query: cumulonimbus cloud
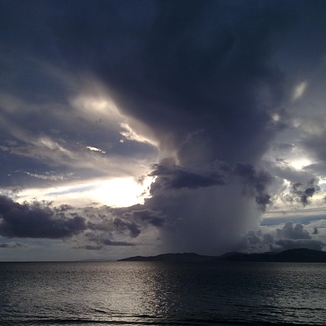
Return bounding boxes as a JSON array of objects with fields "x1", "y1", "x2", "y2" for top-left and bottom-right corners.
[{"x1": 2, "y1": 1, "x2": 326, "y2": 257}]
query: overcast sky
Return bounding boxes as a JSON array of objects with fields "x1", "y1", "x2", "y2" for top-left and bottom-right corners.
[{"x1": 1, "y1": 0, "x2": 326, "y2": 261}]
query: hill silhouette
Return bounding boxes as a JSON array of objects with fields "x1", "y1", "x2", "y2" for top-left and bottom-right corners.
[{"x1": 118, "y1": 248, "x2": 326, "y2": 263}]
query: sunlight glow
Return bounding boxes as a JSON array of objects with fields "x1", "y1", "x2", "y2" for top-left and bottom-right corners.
[
  {"x1": 71, "y1": 95, "x2": 122, "y2": 121},
  {"x1": 289, "y1": 158, "x2": 313, "y2": 170},
  {"x1": 15, "y1": 176, "x2": 155, "y2": 208},
  {"x1": 120, "y1": 122, "x2": 158, "y2": 147},
  {"x1": 292, "y1": 81, "x2": 307, "y2": 101},
  {"x1": 271, "y1": 113, "x2": 280, "y2": 122},
  {"x1": 90, "y1": 176, "x2": 154, "y2": 207},
  {"x1": 72, "y1": 93, "x2": 159, "y2": 148}
]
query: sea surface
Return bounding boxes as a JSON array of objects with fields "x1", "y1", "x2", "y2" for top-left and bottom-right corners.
[{"x1": 0, "y1": 261, "x2": 326, "y2": 325}]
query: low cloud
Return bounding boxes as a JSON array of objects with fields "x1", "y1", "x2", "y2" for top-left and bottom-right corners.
[
  {"x1": 0, "y1": 195, "x2": 86, "y2": 239},
  {"x1": 0, "y1": 195, "x2": 153, "y2": 249},
  {"x1": 86, "y1": 204, "x2": 165, "y2": 238},
  {"x1": 274, "y1": 239, "x2": 324, "y2": 251},
  {"x1": 276, "y1": 221, "x2": 310, "y2": 239},
  {"x1": 0, "y1": 242, "x2": 24, "y2": 249},
  {"x1": 111, "y1": 206, "x2": 166, "y2": 228},
  {"x1": 75, "y1": 238, "x2": 135, "y2": 251},
  {"x1": 239, "y1": 221, "x2": 325, "y2": 253}
]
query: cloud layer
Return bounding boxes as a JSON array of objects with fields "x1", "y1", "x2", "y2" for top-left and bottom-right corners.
[{"x1": 1, "y1": 1, "x2": 326, "y2": 259}]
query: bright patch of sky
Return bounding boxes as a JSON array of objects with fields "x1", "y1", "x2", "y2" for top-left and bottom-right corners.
[{"x1": 15, "y1": 176, "x2": 154, "y2": 208}]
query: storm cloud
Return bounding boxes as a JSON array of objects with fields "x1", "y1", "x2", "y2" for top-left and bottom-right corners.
[
  {"x1": 2, "y1": 1, "x2": 326, "y2": 259},
  {"x1": 149, "y1": 158, "x2": 225, "y2": 192},
  {"x1": 0, "y1": 195, "x2": 86, "y2": 239}
]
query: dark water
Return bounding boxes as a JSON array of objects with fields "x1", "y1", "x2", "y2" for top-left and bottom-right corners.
[{"x1": 1, "y1": 261, "x2": 326, "y2": 325}]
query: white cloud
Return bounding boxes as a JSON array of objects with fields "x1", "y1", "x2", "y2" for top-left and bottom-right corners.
[
  {"x1": 120, "y1": 122, "x2": 158, "y2": 147},
  {"x1": 292, "y1": 81, "x2": 307, "y2": 101},
  {"x1": 86, "y1": 146, "x2": 106, "y2": 154},
  {"x1": 70, "y1": 94, "x2": 122, "y2": 123}
]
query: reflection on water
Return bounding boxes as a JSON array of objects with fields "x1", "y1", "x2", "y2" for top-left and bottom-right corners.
[{"x1": 1, "y1": 261, "x2": 326, "y2": 325}]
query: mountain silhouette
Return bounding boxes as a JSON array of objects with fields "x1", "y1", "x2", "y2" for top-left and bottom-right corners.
[{"x1": 118, "y1": 248, "x2": 326, "y2": 263}]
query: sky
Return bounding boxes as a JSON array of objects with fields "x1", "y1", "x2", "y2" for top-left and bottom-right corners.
[{"x1": 1, "y1": 0, "x2": 326, "y2": 261}]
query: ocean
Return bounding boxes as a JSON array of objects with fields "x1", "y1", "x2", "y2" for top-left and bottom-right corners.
[{"x1": 0, "y1": 261, "x2": 326, "y2": 325}]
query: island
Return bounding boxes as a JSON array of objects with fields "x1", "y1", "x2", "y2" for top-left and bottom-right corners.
[{"x1": 118, "y1": 248, "x2": 326, "y2": 263}]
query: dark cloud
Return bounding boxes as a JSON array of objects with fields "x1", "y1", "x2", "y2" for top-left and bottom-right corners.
[
  {"x1": 141, "y1": 185, "x2": 261, "y2": 255},
  {"x1": 0, "y1": 242, "x2": 23, "y2": 249},
  {"x1": 113, "y1": 218, "x2": 141, "y2": 238},
  {"x1": 1, "y1": 0, "x2": 292, "y2": 164},
  {"x1": 239, "y1": 221, "x2": 325, "y2": 253},
  {"x1": 91, "y1": 0, "x2": 289, "y2": 166},
  {"x1": 82, "y1": 245, "x2": 103, "y2": 251},
  {"x1": 149, "y1": 158, "x2": 224, "y2": 194},
  {"x1": 286, "y1": 179, "x2": 320, "y2": 207},
  {"x1": 0, "y1": 196, "x2": 86, "y2": 239},
  {"x1": 101, "y1": 239, "x2": 134, "y2": 247},
  {"x1": 86, "y1": 204, "x2": 165, "y2": 237},
  {"x1": 0, "y1": 194, "x2": 147, "y2": 248},
  {"x1": 93, "y1": 160, "x2": 273, "y2": 254},
  {"x1": 276, "y1": 221, "x2": 311, "y2": 240},
  {"x1": 227, "y1": 162, "x2": 273, "y2": 212},
  {"x1": 114, "y1": 207, "x2": 165, "y2": 228},
  {"x1": 82, "y1": 230, "x2": 136, "y2": 248},
  {"x1": 149, "y1": 159, "x2": 273, "y2": 210},
  {"x1": 274, "y1": 239, "x2": 325, "y2": 251},
  {"x1": 2, "y1": 1, "x2": 326, "y2": 258},
  {"x1": 75, "y1": 239, "x2": 135, "y2": 250}
]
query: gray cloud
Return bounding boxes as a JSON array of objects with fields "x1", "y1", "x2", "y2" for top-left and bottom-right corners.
[
  {"x1": 93, "y1": 1, "x2": 288, "y2": 166},
  {"x1": 78, "y1": 160, "x2": 274, "y2": 254},
  {"x1": 113, "y1": 218, "x2": 141, "y2": 238},
  {"x1": 304, "y1": 162, "x2": 326, "y2": 178},
  {"x1": 300, "y1": 120, "x2": 326, "y2": 164},
  {"x1": 149, "y1": 158, "x2": 224, "y2": 193},
  {"x1": 82, "y1": 229, "x2": 136, "y2": 247},
  {"x1": 239, "y1": 221, "x2": 326, "y2": 253},
  {"x1": 0, "y1": 194, "x2": 148, "y2": 249},
  {"x1": 265, "y1": 161, "x2": 317, "y2": 186},
  {"x1": 0, "y1": 242, "x2": 24, "y2": 249},
  {"x1": 1, "y1": 0, "x2": 291, "y2": 164},
  {"x1": 75, "y1": 239, "x2": 135, "y2": 251},
  {"x1": 101, "y1": 239, "x2": 135, "y2": 247},
  {"x1": 220, "y1": 162, "x2": 273, "y2": 212},
  {"x1": 2, "y1": 1, "x2": 326, "y2": 258},
  {"x1": 274, "y1": 239, "x2": 325, "y2": 252},
  {"x1": 0, "y1": 196, "x2": 86, "y2": 239},
  {"x1": 112, "y1": 206, "x2": 166, "y2": 228},
  {"x1": 276, "y1": 221, "x2": 311, "y2": 240},
  {"x1": 285, "y1": 179, "x2": 320, "y2": 207},
  {"x1": 86, "y1": 204, "x2": 165, "y2": 238}
]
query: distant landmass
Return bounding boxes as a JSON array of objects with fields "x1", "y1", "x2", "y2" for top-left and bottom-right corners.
[
  {"x1": 118, "y1": 252, "x2": 215, "y2": 262},
  {"x1": 118, "y1": 248, "x2": 326, "y2": 263}
]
